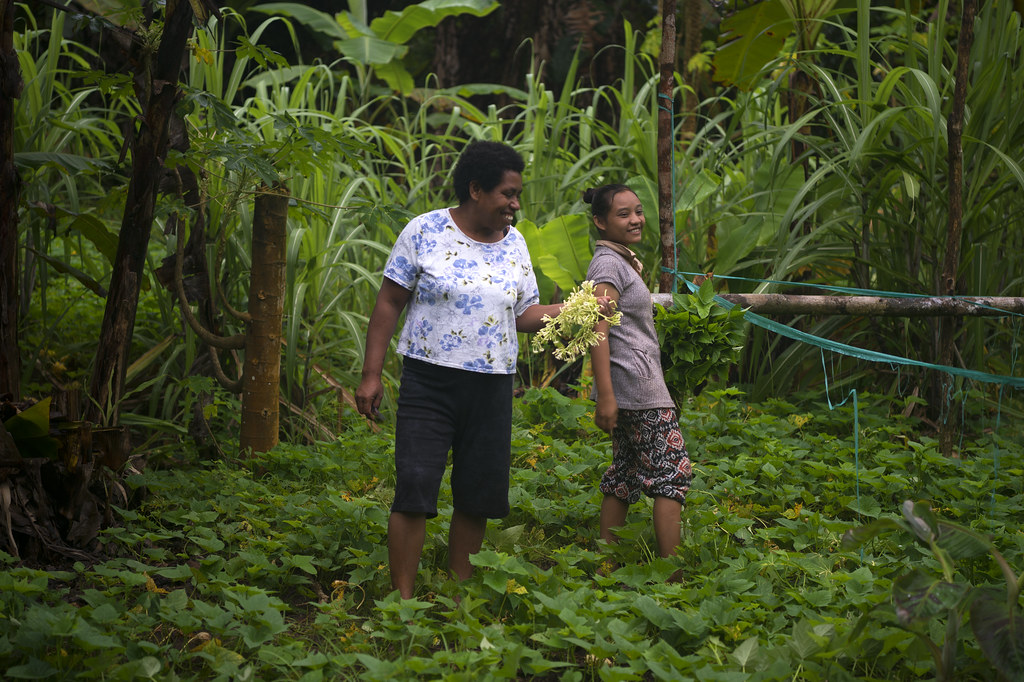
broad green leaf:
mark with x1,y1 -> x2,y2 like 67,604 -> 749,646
335,37 -> 407,65
29,250 -> 107,297
370,0 -> 499,45
970,590 -> 1024,682
2,397 -> 51,441
840,517 -> 904,550
89,602 -> 120,624
336,10 -> 375,39
676,168 -> 723,211
802,588 -> 834,607
188,528 -> 225,553
14,151 -> 107,172
3,398 -> 58,459
251,4 -> 348,39
73,620 -> 120,650
788,619 -> 821,659
285,554 -> 318,575
892,569 -> 965,625
68,213 -> 119,265
730,636 -> 760,668
372,60 -> 415,94
846,495 -> 882,518
933,521 -> 995,560
901,500 -> 938,543
113,656 -> 162,679
714,162 -> 803,274
446,82 -> 529,101
5,658 -> 57,679
163,589 -> 189,611
713,0 -> 793,90
521,214 -> 593,293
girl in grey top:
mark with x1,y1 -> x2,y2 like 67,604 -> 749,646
585,184 -> 692,567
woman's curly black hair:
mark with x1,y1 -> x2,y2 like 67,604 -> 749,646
452,141 -> 525,203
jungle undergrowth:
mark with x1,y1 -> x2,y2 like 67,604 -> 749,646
1,387 -> 1022,681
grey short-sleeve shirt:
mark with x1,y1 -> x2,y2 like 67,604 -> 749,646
586,245 -> 675,410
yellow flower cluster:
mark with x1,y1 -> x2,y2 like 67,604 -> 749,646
531,280 -> 622,362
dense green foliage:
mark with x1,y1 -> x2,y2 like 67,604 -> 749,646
2,389 -> 1022,680
655,281 -> 747,404
11,1 -> 1024,439
6,2 -> 1024,676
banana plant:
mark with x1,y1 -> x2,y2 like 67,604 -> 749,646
517,215 -> 594,300
251,0 -> 499,94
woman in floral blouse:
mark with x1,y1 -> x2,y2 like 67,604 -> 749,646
356,141 -> 563,599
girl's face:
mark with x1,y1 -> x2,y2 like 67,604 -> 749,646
595,190 -> 644,246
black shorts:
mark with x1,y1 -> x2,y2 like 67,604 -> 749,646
391,357 -> 514,519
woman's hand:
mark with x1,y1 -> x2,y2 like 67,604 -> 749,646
595,394 -> 618,433
355,375 -> 383,421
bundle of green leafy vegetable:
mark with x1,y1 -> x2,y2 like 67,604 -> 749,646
654,280 -> 746,402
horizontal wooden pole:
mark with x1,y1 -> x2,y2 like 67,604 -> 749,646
651,293 -> 1024,317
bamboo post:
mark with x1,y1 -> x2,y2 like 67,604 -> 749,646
239,185 -> 289,455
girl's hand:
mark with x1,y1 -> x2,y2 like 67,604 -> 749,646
596,295 -> 616,317
595,395 -> 618,433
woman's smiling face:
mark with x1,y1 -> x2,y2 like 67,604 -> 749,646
475,170 -> 523,230
595,190 -> 644,245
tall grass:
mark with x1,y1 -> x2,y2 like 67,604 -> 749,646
13,1 -> 1023,443
13,9 -> 134,396
674,1 -> 1024,408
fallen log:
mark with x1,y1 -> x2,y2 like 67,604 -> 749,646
651,293 -> 1024,317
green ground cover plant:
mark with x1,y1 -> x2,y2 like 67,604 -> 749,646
2,388 -> 1021,680
655,281 -> 747,405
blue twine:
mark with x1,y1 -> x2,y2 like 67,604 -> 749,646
674,264 -> 1020,527
677,273 -> 1024,389
820,351 -> 861,516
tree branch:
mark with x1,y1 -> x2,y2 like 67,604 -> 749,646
206,344 -> 243,393
174,216 -> 245,350
651,293 -> 1024,316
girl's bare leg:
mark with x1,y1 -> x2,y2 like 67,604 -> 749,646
600,494 -> 629,545
653,496 -> 682,558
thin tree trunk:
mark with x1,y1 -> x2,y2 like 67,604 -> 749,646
432,16 -> 458,88
680,0 -> 700,146
937,0 -> 976,457
239,185 -> 289,455
658,0 -> 677,294
0,0 -> 23,400
86,0 -> 195,424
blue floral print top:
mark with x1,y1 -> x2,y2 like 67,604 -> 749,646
384,208 -> 540,374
